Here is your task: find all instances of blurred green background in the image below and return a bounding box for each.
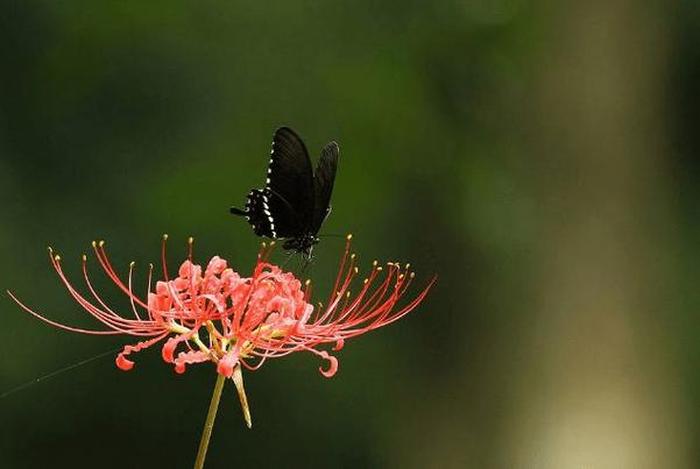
[1,1,699,468]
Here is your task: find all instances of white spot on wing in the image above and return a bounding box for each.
[261,192,277,237]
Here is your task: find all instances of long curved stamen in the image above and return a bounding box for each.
[127,261,144,321]
[80,254,148,331]
[325,234,353,308]
[161,234,170,280]
[91,241,151,311]
[146,263,155,321]
[7,290,122,335]
[51,252,158,335]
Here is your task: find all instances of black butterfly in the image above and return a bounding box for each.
[230,127,339,259]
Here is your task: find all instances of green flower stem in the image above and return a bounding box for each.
[194,373,226,469]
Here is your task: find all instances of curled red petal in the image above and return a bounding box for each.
[161,337,178,363]
[115,334,168,371]
[333,338,345,351]
[173,350,210,374]
[318,351,339,378]
[116,354,134,371]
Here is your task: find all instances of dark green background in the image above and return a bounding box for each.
[2,1,699,468]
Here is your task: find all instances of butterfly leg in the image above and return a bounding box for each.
[300,257,313,279]
[280,251,296,270]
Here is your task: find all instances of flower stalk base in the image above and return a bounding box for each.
[194,373,226,469]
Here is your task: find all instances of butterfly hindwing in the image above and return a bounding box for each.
[241,189,275,237]
[312,141,339,234]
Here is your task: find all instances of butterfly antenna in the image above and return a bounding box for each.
[0,347,121,399]
[230,207,247,216]
[318,233,346,238]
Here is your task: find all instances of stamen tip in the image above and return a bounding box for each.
[82,254,87,262]
[269,241,276,247]
[305,279,311,286]
[372,260,378,267]
[346,233,353,240]
[91,240,97,248]
[162,234,169,241]
[350,253,356,260]
[188,236,194,244]
[129,261,136,268]
[410,272,415,278]
[47,246,53,253]
[377,266,383,272]
[54,254,61,261]
[353,267,359,274]
[98,240,105,247]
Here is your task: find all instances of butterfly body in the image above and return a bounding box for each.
[282,233,319,256]
[231,127,339,259]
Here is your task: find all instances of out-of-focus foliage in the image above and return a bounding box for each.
[1,1,698,468]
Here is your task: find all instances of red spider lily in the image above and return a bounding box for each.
[8,234,434,428]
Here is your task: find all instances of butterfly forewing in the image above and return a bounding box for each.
[265,127,315,237]
[312,141,339,233]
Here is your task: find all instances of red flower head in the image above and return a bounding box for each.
[8,234,434,427]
